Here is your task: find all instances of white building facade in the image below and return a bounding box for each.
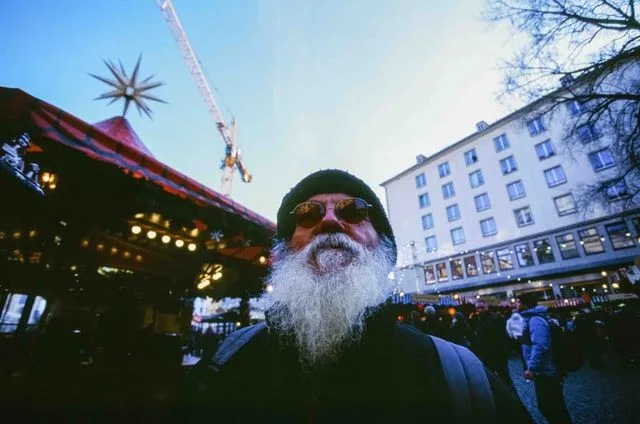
[382,94,640,305]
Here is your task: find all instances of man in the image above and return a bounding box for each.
[472,301,514,390]
[422,305,446,339]
[517,292,573,424]
[182,170,531,423]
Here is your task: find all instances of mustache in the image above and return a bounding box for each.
[306,233,361,257]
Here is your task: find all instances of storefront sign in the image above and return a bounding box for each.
[478,296,500,306]
[411,293,440,304]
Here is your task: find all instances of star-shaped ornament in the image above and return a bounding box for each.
[90,54,166,118]
[210,231,224,242]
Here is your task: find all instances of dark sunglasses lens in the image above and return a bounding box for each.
[337,198,369,223]
[293,202,324,227]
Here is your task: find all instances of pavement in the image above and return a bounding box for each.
[509,351,640,424]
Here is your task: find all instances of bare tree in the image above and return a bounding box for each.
[485,0,640,214]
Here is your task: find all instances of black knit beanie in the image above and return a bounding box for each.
[276,169,397,265]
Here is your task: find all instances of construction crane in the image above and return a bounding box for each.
[156,0,252,196]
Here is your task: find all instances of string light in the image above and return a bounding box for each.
[197,279,211,290]
[175,239,184,248]
[187,243,197,252]
[161,235,171,244]
[147,230,157,240]
[131,225,142,234]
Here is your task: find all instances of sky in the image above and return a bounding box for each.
[1,0,520,222]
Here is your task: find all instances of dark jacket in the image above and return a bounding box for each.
[473,311,511,366]
[181,305,531,423]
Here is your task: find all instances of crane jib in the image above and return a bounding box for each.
[156,0,252,196]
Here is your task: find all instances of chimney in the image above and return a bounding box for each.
[476,121,489,132]
[560,74,574,88]
[416,154,427,164]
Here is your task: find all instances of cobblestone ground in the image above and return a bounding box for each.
[509,351,640,424]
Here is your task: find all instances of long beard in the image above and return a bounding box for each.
[263,233,395,367]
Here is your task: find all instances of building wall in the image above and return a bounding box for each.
[383,94,638,296]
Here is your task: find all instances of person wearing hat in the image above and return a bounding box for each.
[180,170,531,423]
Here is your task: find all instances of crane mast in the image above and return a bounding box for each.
[156,0,252,196]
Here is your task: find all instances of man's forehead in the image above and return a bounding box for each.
[306,193,352,203]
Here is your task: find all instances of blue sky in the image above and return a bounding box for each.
[2,0,517,222]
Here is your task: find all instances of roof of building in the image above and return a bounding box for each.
[379,87,561,187]
[0,86,275,232]
[93,115,155,157]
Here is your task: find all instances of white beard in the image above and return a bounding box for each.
[262,233,395,366]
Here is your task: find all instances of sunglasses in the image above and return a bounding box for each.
[290,197,373,228]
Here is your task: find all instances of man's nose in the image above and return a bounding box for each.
[312,206,346,235]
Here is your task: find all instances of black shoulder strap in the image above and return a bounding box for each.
[212,321,268,366]
[430,335,497,424]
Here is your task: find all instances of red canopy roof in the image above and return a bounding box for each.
[0,87,275,232]
[93,116,155,157]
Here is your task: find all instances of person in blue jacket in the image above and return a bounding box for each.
[517,292,573,424]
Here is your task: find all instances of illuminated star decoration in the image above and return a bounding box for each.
[90,54,166,119]
[210,231,224,242]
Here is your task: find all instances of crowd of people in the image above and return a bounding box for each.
[406,296,640,423]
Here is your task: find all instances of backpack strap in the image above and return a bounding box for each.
[431,335,497,424]
[212,321,268,366]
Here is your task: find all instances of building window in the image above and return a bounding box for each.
[424,265,436,284]
[507,180,526,200]
[446,204,461,222]
[606,180,628,201]
[493,134,510,152]
[464,148,478,166]
[418,193,430,208]
[422,213,434,230]
[554,193,577,216]
[475,193,491,212]
[556,233,580,259]
[480,217,497,237]
[0,294,28,334]
[527,117,545,136]
[578,228,605,255]
[605,221,635,250]
[533,238,555,264]
[464,255,479,277]
[451,227,465,245]
[544,165,567,187]
[481,252,496,274]
[514,206,534,227]
[566,100,584,116]
[588,149,615,172]
[500,156,518,175]
[425,235,438,253]
[436,262,448,282]
[415,173,427,188]
[535,140,555,160]
[438,162,451,178]
[515,243,535,267]
[442,182,456,199]
[469,170,485,188]
[496,248,514,271]
[576,123,602,143]
[450,258,464,280]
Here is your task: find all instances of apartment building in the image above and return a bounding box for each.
[382,91,640,304]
